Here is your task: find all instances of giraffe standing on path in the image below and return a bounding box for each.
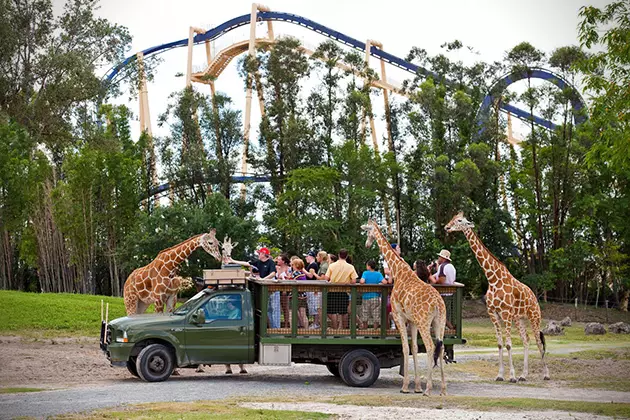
[362,219,447,395]
[123,230,222,315]
[444,212,549,382]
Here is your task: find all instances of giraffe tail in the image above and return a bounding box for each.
[539,331,546,354]
[433,340,443,368]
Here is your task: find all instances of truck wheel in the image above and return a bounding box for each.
[126,360,139,377]
[326,363,340,377]
[339,349,380,387]
[135,344,174,382]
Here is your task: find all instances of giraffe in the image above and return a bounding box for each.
[361,219,447,395]
[444,212,549,382]
[123,230,222,316]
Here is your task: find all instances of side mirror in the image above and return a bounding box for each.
[190,309,205,324]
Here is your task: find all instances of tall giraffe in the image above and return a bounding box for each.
[362,219,447,395]
[445,212,549,382]
[123,230,222,315]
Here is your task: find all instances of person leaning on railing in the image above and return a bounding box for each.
[320,249,358,329]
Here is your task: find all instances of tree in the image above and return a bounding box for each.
[578,0,630,310]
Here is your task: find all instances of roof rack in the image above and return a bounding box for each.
[203,267,249,286]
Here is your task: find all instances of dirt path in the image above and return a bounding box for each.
[1,336,629,419]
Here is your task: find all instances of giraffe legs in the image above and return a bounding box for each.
[490,312,505,381]
[433,313,448,396]
[124,294,138,315]
[501,313,517,383]
[409,323,422,393]
[164,293,177,313]
[392,310,411,393]
[531,316,550,380]
[517,318,529,381]
[418,326,434,396]
[136,300,150,315]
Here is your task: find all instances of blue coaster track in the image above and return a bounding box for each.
[104,11,586,195]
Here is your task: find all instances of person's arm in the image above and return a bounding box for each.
[226,257,252,268]
[428,273,437,284]
[359,272,366,284]
[262,270,276,280]
[437,273,447,284]
[322,266,332,282]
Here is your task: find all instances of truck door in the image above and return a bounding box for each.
[184,292,249,365]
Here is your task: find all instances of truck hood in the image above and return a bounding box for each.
[109,314,186,331]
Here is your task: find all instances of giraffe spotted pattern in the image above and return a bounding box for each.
[362,219,447,395]
[445,212,549,382]
[123,230,222,315]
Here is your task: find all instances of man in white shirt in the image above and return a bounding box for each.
[429,249,456,330]
[430,249,456,285]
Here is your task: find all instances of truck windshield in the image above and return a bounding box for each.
[173,290,206,315]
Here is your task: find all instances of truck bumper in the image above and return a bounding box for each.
[106,342,135,363]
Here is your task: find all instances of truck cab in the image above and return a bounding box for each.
[103,287,254,382]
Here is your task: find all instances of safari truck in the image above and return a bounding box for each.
[100,268,466,387]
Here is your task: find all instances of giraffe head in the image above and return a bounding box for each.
[221,236,238,262]
[200,229,222,261]
[444,212,475,233]
[361,219,379,248]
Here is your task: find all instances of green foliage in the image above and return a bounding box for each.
[122,194,257,276]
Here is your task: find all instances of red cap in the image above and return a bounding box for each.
[257,247,270,256]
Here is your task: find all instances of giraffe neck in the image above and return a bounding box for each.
[161,236,202,272]
[463,228,503,286]
[372,224,416,286]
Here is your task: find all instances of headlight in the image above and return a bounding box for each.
[115,330,129,343]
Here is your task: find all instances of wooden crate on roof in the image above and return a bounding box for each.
[203,267,248,286]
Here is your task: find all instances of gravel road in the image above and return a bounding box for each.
[2,362,629,420]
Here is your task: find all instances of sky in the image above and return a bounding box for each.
[85,0,609,148]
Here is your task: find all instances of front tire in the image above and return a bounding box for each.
[126,359,139,377]
[135,344,175,382]
[339,349,380,387]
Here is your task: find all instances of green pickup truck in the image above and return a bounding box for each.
[101,269,466,387]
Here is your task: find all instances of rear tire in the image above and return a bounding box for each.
[135,344,174,382]
[326,363,340,377]
[338,349,380,387]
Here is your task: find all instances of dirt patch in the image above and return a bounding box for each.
[0,336,231,389]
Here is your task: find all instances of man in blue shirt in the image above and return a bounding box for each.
[359,260,387,329]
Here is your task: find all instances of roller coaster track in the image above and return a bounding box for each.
[103,10,587,197]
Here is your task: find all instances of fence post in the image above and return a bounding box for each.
[574,297,578,322]
[605,300,609,323]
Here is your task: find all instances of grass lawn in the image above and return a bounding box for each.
[462,317,630,348]
[52,400,331,420]
[0,290,137,338]
[0,387,46,394]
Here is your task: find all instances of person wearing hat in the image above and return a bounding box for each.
[227,247,280,329]
[429,249,456,286]
[227,247,277,280]
[429,249,456,330]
